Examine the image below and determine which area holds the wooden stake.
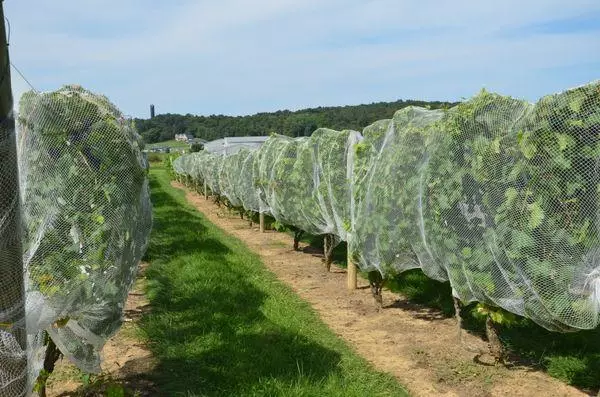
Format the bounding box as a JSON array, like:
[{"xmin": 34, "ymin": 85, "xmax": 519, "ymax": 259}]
[
  {"xmin": 347, "ymin": 245, "xmax": 357, "ymax": 290},
  {"xmin": 203, "ymin": 180, "xmax": 208, "ymax": 199},
  {"xmin": 259, "ymin": 213, "xmax": 265, "ymax": 233},
  {"xmin": 324, "ymin": 234, "xmax": 334, "ymax": 272},
  {"xmin": 0, "ymin": 2, "xmax": 27, "ymax": 394}
]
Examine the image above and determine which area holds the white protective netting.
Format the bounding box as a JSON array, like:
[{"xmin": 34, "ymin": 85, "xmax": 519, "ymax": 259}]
[
  {"xmin": 352, "ymin": 82, "xmax": 600, "ymax": 331},
  {"xmin": 171, "ymin": 154, "xmax": 186, "ymax": 177},
  {"xmin": 259, "ymin": 135, "xmax": 315, "ymax": 231},
  {"xmin": 204, "ymin": 152, "xmax": 223, "ymax": 196},
  {"xmin": 349, "ymin": 107, "xmax": 446, "ymax": 278},
  {"xmin": 218, "ymin": 152, "xmax": 244, "ymax": 207},
  {"xmin": 171, "ymin": 81, "xmax": 600, "ymax": 332},
  {"xmin": 254, "ymin": 130, "xmax": 360, "ymax": 239},
  {"xmin": 312, "ymin": 128, "xmax": 362, "ymax": 241},
  {"xmin": 14, "ymin": 84, "xmax": 152, "ymax": 394},
  {"xmin": 238, "ymin": 148, "xmax": 268, "ymax": 213},
  {"xmin": 0, "ymin": 107, "xmax": 27, "ymax": 396}
]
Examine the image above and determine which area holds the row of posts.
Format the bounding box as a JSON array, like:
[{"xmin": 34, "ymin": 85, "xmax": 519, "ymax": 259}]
[{"xmin": 203, "ymin": 180, "xmax": 358, "ymax": 289}]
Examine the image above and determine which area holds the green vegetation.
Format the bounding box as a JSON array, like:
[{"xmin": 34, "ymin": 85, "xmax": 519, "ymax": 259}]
[
  {"xmin": 135, "ymin": 99, "xmax": 456, "ymax": 144},
  {"xmin": 141, "ymin": 163, "xmax": 409, "ymax": 396},
  {"xmin": 167, "ymin": 81, "xmax": 600, "ymax": 392},
  {"xmin": 147, "ymin": 152, "xmax": 166, "ymax": 163},
  {"xmin": 19, "ymin": 85, "xmax": 149, "ymax": 299},
  {"xmin": 17, "ymin": 85, "xmax": 151, "ymax": 393},
  {"xmin": 344, "ymin": 84, "xmax": 600, "ymax": 332},
  {"xmin": 419, "ymin": 86, "xmax": 600, "ymax": 332},
  {"xmin": 147, "ymin": 139, "xmax": 190, "ymax": 149}
]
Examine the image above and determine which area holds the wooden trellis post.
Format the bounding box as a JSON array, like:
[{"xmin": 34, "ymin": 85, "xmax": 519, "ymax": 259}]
[
  {"xmin": 0, "ymin": 1, "xmax": 28, "ymax": 394},
  {"xmin": 347, "ymin": 244, "xmax": 357, "ymax": 290}
]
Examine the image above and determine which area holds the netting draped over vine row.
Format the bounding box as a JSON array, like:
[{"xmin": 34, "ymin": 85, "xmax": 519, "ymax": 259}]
[
  {"xmin": 173, "ymin": 81, "xmax": 600, "ymax": 332},
  {"xmin": 0, "ymin": 85, "xmax": 151, "ymax": 396}
]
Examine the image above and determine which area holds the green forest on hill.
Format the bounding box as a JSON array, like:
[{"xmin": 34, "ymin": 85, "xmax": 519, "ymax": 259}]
[{"xmin": 135, "ymin": 99, "xmax": 457, "ymax": 143}]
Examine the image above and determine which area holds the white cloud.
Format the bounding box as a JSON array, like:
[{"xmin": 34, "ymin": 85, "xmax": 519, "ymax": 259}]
[{"xmin": 5, "ymin": 0, "xmax": 600, "ymax": 116}]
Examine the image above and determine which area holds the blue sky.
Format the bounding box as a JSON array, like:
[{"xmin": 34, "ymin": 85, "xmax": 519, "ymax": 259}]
[{"xmin": 5, "ymin": 0, "xmax": 600, "ymax": 118}]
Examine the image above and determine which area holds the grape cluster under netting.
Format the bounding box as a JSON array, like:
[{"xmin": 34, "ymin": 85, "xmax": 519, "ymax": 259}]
[
  {"xmin": 0, "ymin": 85, "xmax": 151, "ymax": 396},
  {"xmin": 173, "ymin": 81, "xmax": 600, "ymax": 332}
]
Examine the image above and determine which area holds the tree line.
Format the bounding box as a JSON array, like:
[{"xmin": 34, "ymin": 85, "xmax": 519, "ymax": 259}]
[{"xmin": 135, "ymin": 99, "xmax": 458, "ymax": 144}]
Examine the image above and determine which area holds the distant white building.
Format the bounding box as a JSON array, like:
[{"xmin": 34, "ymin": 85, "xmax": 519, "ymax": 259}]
[
  {"xmin": 175, "ymin": 133, "xmax": 195, "ymax": 142},
  {"xmin": 203, "ymin": 136, "xmax": 269, "ymax": 155}
]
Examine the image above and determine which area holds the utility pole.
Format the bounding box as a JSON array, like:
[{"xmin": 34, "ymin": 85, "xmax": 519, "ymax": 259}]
[{"xmin": 0, "ymin": 1, "xmax": 27, "ymax": 395}]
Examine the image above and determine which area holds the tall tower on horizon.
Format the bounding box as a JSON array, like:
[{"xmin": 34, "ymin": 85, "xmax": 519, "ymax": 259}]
[{"xmin": 150, "ymin": 104, "xmax": 155, "ymax": 118}]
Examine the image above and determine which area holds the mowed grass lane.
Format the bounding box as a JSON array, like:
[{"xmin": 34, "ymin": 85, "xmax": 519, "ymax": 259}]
[{"xmin": 141, "ymin": 163, "xmax": 409, "ymax": 396}]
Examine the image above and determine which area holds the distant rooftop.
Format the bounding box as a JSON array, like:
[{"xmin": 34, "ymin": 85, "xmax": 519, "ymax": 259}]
[{"xmin": 204, "ymin": 136, "xmax": 269, "ymax": 155}]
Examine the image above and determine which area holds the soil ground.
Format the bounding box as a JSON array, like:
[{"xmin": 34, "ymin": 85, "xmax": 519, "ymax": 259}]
[{"xmin": 174, "ymin": 182, "xmax": 590, "ymax": 397}]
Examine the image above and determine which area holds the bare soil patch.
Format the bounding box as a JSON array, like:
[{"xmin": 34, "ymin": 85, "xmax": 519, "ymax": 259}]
[{"xmin": 175, "ymin": 182, "xmax": 589, "ymax": 397}]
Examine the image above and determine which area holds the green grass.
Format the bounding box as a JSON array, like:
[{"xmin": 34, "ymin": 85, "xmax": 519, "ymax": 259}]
[
  {"xmin": 147, "ymin": 139, "xmax": 191, "ymax": 149},
  {"xmin": 386, "ymin": 269, "xmax": 600, "ymax": 393},
  {"xmin": 141, "ymin": 163, "xmax": 409, "ymax": 396}
]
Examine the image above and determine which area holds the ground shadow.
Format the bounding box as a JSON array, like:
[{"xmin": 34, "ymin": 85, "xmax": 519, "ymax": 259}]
[
  {"xmin": 301, "ymin": 234, "xmax": 348, "ymax": 267},
  {"xmin": 53, "ymin": 359, "xmax": 159, "ymax": 397},
  {"xmin": 385, "ymin": 299, "xmax": 448, "ymax": 321},
  {"xmin": 166, "ymin": 176, "xmax": 600, "ymax": 394},
  {"xmin": 386, "ymin": 269, "xmax": 600, "ymax": 393},
  {"xmin": 286, "ymin": 224, "xmax": 600, "ymax": 392},
  {"xmin": 135, "ymin": 171, "xmax": 345, "ymax": 396}
]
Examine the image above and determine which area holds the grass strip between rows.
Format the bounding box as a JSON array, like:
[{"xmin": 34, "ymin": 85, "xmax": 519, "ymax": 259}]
[{"xmin": 141, "ymin": 164, "xmax": 409, "ymax": 396}]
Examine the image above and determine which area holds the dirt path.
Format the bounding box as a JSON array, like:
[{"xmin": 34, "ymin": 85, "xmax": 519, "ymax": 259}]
[
  {"xmin": 175, "ymin": 182, "xmax": 589, "ymax": 397},
  {"xmin": 47, "ymin": 264, "xmax": 158, "ymax": 397}
]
